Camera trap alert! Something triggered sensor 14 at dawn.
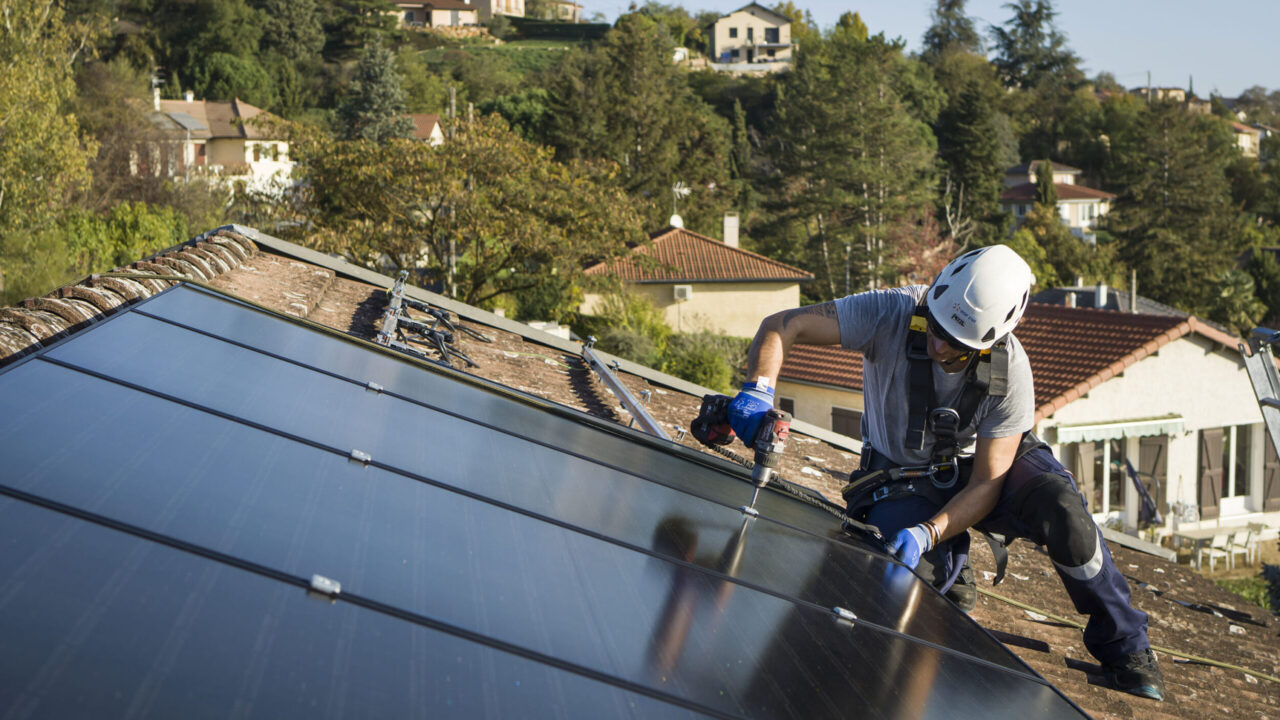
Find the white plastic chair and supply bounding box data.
[1227,529,1252,568]
[1198,532,1231,572]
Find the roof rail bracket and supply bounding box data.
[309,574,341,600]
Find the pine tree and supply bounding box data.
[1107,101,1245,315]
[337,38,415,143]
[933,52,1007,243]
[920,0,982,64]
[769,28,938,296]
[1035,159,1057,207]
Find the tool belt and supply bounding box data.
[840,446,973,520]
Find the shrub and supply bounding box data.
[661,330,746,393]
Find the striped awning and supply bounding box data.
[1052,415,1185,444]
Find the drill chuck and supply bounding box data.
[750,409,792,489]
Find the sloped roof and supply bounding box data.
[779,303,1240,423]
[408,112,442,140]
[157,97,276,140]
[585,226,813,283]
[722,2,791,23]
[1000,182,1116,202]
[4,227,1278,718]
[1005,161,1082,175]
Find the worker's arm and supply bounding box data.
[744,301,843,384]
[726,302,843,445]
[931,433,1022,540]
[886,433,1022,567]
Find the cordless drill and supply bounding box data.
[692,394,793,512]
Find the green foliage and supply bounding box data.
[920,0,982,64]
[63,202,189,272]
[932,50,1008,243]
[1107,101,1245,315]
[487,14,515,40]
[661,331,747,394]
[1205,269,1267,335]
[337,38,416,141]
[1002,229,1056,290]
[1035,159,1057,206]
[317,0,397,60]
[542,14,734,232]
[193,52,277,106]
[1215,575,1274,611]
[397,49,453,114]
[289,114,644,308]
[257,0,325,64]
[1247,251,1280,326]
[768,27,938,298]
[0,0,97,297]
[507,16,610,41]
[479,88,551,140]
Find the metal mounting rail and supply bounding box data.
[1242,328,1280,456]
[581,336,670,441]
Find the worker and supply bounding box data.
[723,245,1165,701]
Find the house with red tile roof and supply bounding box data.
[153,91,292,194]
[1000,162,1115,243]
[776,302,1280,540]
[581,223,813,337]
[393,0,480,27]
[408,113,444,145]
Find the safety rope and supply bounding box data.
[976,586,1280,685]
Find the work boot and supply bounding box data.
[1103,648,1165,701]
[945,563,977,612]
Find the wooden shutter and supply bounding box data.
[1199,429,1224,520]
[831,408,863,441]
[1265,433,1280,512]
[1072,442,1095,513]
[1139,435,1169,515]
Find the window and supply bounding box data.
[778,397,795,415]
[747,27,754,42]
[831,407,862,441]
[1017,204,1028,216]
[729,27,738,38]
[253,144,262,162]
[767,49,776,58]
[1223,425,1251,499]
[764,27,779,43]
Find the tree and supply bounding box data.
[317,0,396,60]
[256,0,325,65]
[920,0,982,64]
[1106,101,1245,315]
[336,38,416,142]
[767,27,938,297]
[542,14,733,231]
[932,50,1008,244]
[1034,159,1057,206]
[288,114,645,313]
[192,52,277,106]
[989,0,1086,159]
[0,0,97,301]
[771,2,820,54]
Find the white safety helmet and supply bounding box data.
[925,245,1035,350]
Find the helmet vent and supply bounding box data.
[982,327,996,343]
[949,262,969,277]
[933,284,949,300]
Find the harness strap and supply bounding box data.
[905,310,932,452]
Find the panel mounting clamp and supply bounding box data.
[832,606,857,623]
[365,381,384,394]
[310,574,342,598]
[350,449,372,465]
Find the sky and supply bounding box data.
[590,0,1280,98]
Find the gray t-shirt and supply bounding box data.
[835,286,1034,466]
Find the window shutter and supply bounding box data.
[1199,429,1223,520]
[831,408,863,441]
[1265,434,1280,512]
[1139,435,1169,516]
[1073,442,1095,513]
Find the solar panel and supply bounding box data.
[0,285,1090,719]
[165,111,208,132]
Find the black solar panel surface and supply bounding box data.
[0,285,1089,719]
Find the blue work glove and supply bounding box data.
[886,525,933,569]
[726,381,774,448]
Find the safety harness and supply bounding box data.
[841,300,1029,584]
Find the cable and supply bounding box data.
[976,586,1280,685]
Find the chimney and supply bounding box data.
[1130,269,1138,313]
[184,90,195,103]
[1065,293,1076,308]
[723,212,739,248]
[1095,281,1108,309]
[153,87,161,112]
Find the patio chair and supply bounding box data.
[1198,532,1231,572]
[1227,528,1252,568]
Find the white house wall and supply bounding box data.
[775,379,863,442]
[1038,334,1268,530]
[582,282,800,338]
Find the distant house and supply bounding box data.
[580,218,812,337]
[709,3,793,68]
[409,113,445,145]
[1130,86,1186,103]
[539,0,582,22]
[393,0,479,27]
[999,161,1114,243]
[1231,121,1263,158]
[775,302,1279,537]
[151,91,292,195]
[470,0,523,22]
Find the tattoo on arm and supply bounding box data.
[781,301,836,329]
